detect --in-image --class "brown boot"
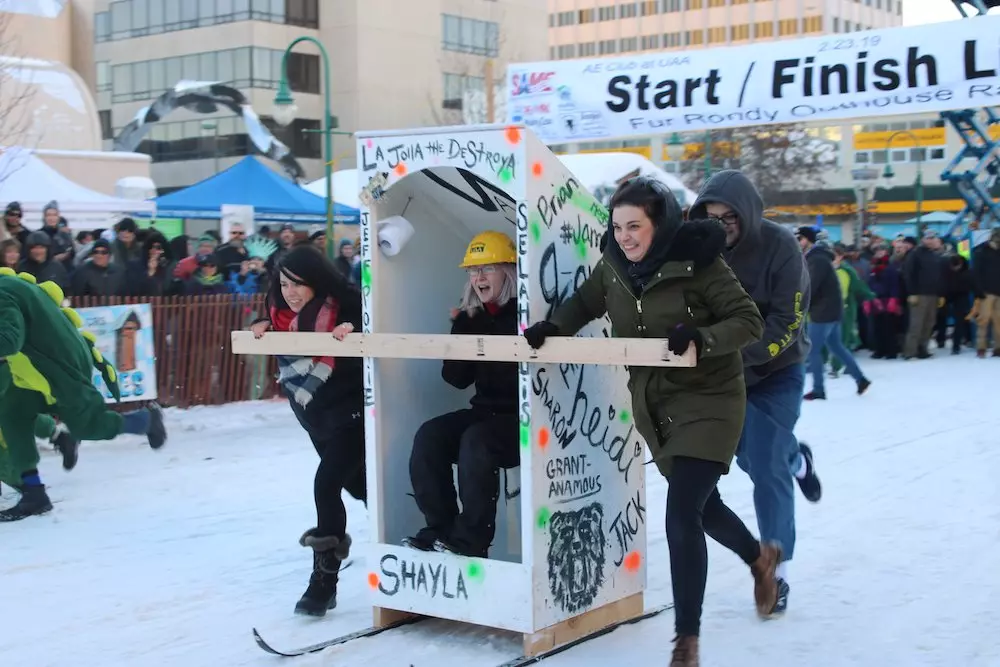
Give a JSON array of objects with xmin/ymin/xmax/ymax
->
[
  {"xmin": 670, "ymin": 635, "xmax": 699, "ymax": 667},
  {"xmin": 750, "ymin": 541, "xmax": 782, "ymax": 618}
]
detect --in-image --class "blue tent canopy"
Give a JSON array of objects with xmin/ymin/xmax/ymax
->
[{"xmin": 149, "ymin": 156, "xmax": 359, "ymax": 224}]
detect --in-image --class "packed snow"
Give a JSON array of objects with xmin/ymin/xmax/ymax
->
[{"xmin": 3, "ymin": 354, "xmax": 998, "ymax": 667}]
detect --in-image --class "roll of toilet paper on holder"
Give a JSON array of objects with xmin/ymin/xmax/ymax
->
[{"xmin": 377, "ymin": 215, "xmax": 415, "ymax": 257}]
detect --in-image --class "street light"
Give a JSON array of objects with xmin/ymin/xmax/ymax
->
[
  {"xmin": 666, "ymin": 132, "xmax": 685, "ymax": 161},
  {"xmin": 273, "ymin": 36, "xmax": 334, "ymax": 259},
  {"xmin": 851, "ymin": 167, "xmax": 879, "ymax": 242},
  {"xmin": 880, "ymin": 130, "xmax": 925, "ymax": 234}
]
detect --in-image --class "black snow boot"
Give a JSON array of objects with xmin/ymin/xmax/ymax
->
[
  {"xmin": 795, "ymin": 443, "xmax": 822, "ymax": 503},
  {"xmin": 146, "ymin": 403, "xmax": 167, "ymax": 450},
  {"xmin": 51, "ymin": 423, "xmax": 80, "ymax": 471},
  {"xmin": 0, "ymin": 484, "xmax": 53, "ymax": 522},
  {"xmin": 294, "ymin": 529, "xmax": 351, "ymax": 617}
]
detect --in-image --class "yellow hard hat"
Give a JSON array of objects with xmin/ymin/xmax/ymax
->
[{"xmin": 459, "ymin": 230, "xmax": 516, "ymax": 268}]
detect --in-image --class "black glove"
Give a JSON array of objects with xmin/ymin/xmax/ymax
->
[
  {"xmin": 667, "ymin": 324, "xmax": 703, "ymax": 357},
  {"xmin": 523, "ymin": 321, "xmax": 559, "ymax": 349}
]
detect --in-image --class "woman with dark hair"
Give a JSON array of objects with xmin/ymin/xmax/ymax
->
[
  {"xmin": 523, "ymin": 177, "xmax": 775, "ymax": 667},
  {"xmin": 249, "ymin": 245, "xmax": 366, "ymax": 617},
  {"xmin": 127, "ymin": 231, "xmax": 179, "ymax": 297}
]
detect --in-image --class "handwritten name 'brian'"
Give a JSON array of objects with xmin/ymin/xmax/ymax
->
[
  {"xmin": 448, "ymin": 139, "xmax": 516, "ymax": 177},
  {"xmin": 377, "ymin": 554, "xmax": 469, "ymax": 600}
]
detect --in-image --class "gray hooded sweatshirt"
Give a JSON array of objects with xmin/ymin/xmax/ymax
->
[{"xmin": 689, "ymin": 170, "xmax": 811, "ymax": 387}]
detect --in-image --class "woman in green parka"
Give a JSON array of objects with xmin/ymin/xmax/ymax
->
[{"xmin": 524, "ymin": 178, "xmax": 780, "ymax": 667}]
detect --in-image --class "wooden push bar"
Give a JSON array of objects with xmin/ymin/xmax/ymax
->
[{"xmin": 230, "ymin": 331, "xmax": 697, "ymax": 367}]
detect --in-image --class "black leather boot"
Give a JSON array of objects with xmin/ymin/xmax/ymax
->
[
  {"xmin": 294, "ymin": 529, "xmax": 351, "ymax": 617},
  {"xmin": 0, "ymin": 484, "xmax": 53, "ymax": 522}
]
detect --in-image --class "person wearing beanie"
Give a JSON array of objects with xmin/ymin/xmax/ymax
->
[
  {"xmin": 70, "ymin": 238, "xmax": 124, "ymax": 296},
  {"xmin": 687, "ymin": 171, "xmax": 820, "ymax": 616},
  {"xmin": 3, "ymin": 202, "xmax": 28, "ymax": 251},
  {"xmin": 333, "ymin": 238, "xmax": 357, "ymax": 284},
  {"xmin": 111, "ymin": 217, "xmax": 143, "ymax": 266},
  {"xmin": 18, "ymin": 230, "xmax": 69, "ymax": 290},
  {"xmin": 901, "ymin": 229, "xmax": 947, "ymax": 359},
  {"xmin": 796, "ymin": 227, "xmax": 871, "ymax": 400},
  {"xmin": 182, "ymin": 252, "xmax": 227, "ymax": 296},
  {"xmin": 40, "ymin": 200, "xmax": 74, "ymax": 268},
  {"xmin": 265, "ymin": 223, "xmax": 298, "ymax": 273},
  {"xmin": 524, "ymin": 177, "xmax": 776, "ymax": 666},
  {"xmin": 174, "ymin": 234, "xmax": 218, "ymax": 281}
]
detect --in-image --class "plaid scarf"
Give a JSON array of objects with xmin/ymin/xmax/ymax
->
[{"xmin": 271, "ymin": 298, "xmax": 339, "ymax": 408}]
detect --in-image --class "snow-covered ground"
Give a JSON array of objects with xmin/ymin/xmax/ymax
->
[{"xmin": 3, "ymin": 353, "xmax": 998, "ymax": 667}]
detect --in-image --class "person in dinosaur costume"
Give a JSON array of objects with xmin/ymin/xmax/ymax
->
[
  {"xmin": 0, "ymin": 268, "xmax": 167, "ymax": 522},
  {"xmin": 823, "ymin": 244, "xmax": 875, "ymax": 376}
]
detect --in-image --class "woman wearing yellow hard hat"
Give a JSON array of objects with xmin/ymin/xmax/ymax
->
[{"xmin": 403, "ymin": 230, "xmax": 519, "ymax": 557}]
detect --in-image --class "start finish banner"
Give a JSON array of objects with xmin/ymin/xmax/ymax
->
[{"xmin": 506, "ymin": 14, "xmax": 1000, "ymax": 143}]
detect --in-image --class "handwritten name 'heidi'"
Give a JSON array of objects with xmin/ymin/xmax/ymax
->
[{"xmin": 377, "ymin": 554, "xmax": 469, "ymax": 600}]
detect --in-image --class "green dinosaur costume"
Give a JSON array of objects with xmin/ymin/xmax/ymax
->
[{"xmin": 0, "ymin": 268, "xmax": 122, "ymax": 485}]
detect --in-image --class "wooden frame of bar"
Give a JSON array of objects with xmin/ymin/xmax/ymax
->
[{"xmin": 230, "ymin": 331, "xmax": 698, "ymax": 367}]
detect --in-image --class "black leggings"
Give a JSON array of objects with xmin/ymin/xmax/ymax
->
[
  {"xmin": 289, "ymin": 399, "xmax": 367, "ymax": 539},
  {"xmin": 666, "ymin": 456, "xmax": 761, "ymax": 637}
]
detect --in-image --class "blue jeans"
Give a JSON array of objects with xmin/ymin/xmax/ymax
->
[
  {"xmin": 807, "ymin": 320, "xmax": 864, "ymax": 395},
  {"xmin": 736, "ymin": 363, "xmax": 804, "ymax": 562}
]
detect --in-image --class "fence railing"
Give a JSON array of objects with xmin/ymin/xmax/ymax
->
[{"xmin": 70, "ymin": 295, "xmax": 280, "ymax": 408}]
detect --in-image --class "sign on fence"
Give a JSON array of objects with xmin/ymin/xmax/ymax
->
[
  {"xmin": 506, "ymin": 14, "xmax": 1000, "ymax": 142},
  {"xmin": 77, "ymin": 304, "xmax": 158, "ymax": 403}
]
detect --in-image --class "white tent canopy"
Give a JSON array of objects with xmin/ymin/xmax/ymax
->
[
  {"xmin": 304, "ymin": 168, "xmax": 361, "ymax": 209},
  {"xmin": 0, "ymin": 147, "xmax": 155, "ymax": 227}
]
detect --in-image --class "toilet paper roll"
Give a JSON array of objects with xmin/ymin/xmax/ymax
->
[{"xmin": 377, "ymin": 215, "xmax": 415, "ymax": 257}]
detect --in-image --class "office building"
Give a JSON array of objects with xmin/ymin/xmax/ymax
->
[{"xmin": 90, "ymin": 0, "xmax": 546, "ymax": 193}]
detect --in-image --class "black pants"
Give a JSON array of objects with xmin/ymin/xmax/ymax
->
[
  {"xmin": 667, "ymin": 456, "xmax": 761, "ymax": 637},
  {"xmin": 409, "ymin": 408, "xmax": 519, "ymax": 555},
  {"xmin": 289, "ymin": 399, "xmax": 367, "ymax": 539},
  {"xmin": 871, "ymin": 312, "xmax": 900, "ymax": 358},
  {"xmin": 935, "ymin": 297, "xmax": 971, "ymax": 350}
]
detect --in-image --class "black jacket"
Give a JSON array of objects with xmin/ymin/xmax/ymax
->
[
  {"xmin": 972, "ymin": 241, "xmax": 1000, "ymax": 298},
  {"xmin": 444, "ymin": 299, "xmax": 518, "ymax": 413},
  {"xmin": 805, "ymin": 244, "xmax": 842, "ymax": 323},
  {"xmin": 689, "ymin": 170, "xmax": 811, "ymax": 386},
  {"xmin": 902, "ymin": 246, "xmax": 946, "ymax": 296},
  {"xmin": 71, "ymin": 261, "xmax": 126, "ymax": 297}
]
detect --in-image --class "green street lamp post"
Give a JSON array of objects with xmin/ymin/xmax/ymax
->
[
  {"xmin": 665, "ymin": 131, "xmax": 713, "ymax": 184},
  {"xmin": 880, "ymin": 130, "xmax": 925, "ymax": 235},
  {"xmin": 273, "ymin": 36, "xmax": 339, "ymax": 260}
]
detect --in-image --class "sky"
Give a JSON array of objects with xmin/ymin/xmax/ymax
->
[{"xmin": 903, "ymin": 1, "xmax": 997, "ymax": 25}]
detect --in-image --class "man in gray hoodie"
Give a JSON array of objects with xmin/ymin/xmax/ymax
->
[{"xmin": 689, "ymin": 170, "xmax": 821, "ymax": 616}]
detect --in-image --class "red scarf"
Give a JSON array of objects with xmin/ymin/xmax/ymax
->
[{"xmin": 270, "ymin": 298, "xmax": 339, "ymax": 369}]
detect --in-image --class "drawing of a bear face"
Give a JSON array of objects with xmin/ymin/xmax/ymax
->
[{"xmin": 547, "ymin": 502, "xmax": 606, "ymax": 614}]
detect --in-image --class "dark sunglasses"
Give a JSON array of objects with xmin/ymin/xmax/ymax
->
[{"xmin": 92, "ymin": 249, "xmax": 109, "ymax": 255}]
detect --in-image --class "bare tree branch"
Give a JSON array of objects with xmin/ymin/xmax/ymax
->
[
  {"xmin": 677, "ymin": 123, "xmax": 838, "ymax": 210},
  {"xmin": 0, "ymin": 11, "xmax": 38, "ymax": 182}
]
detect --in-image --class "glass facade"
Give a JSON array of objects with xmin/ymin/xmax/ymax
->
[
  {"xmin": 110, "ymin": 47, "xmax": 321, "ymax": 103},
  {"xmin": 95, "ymin": 0, "xmax": 319, "ymax": 42},
  {"xmin": 113, "ymin": 116, "xmax": 322, "ymax": 163}
]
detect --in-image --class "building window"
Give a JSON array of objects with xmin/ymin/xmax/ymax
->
[
  {"xmin": 441, "ymin": 14, "xmax": 499, "ymax": 57},
  {"xmin": 778, "ymin": 18, "xmax": 798, "ymax": 36},
  {"xmin": 804, "ymin": 15, "xmax": 822, "ymax": 33},
  {"xmin": 578, "ymin": 8, "xmax": 595, "ymax": 23},
  {"xmin": 640, "ymin": 1, "xmax": 658, "ymax": 16},
  {"xmin": 99, "ymin": 110, "xmax": 114, "ymax": 140},
  {"xmin": 93, "ymin": 0, "xmax": 315, "ymax": 41},
  {"xmin": 686, "ymin": 0, "xmax": 703, "ymax": 9},
  {"xmin": 641, "ymin": 34, "xmax": 660, "ymax": 50},
  {"xmin": 96, "ymin": 61, "xmax": 111, "ymax": 92},
  {"xmin": 708, "ymin": 0, "xmax": 725, "ymax": 7},
  {"xmin": 708, "ymin": 26, "xmax": 726, "ymax": 43},
  {"xmin": 731, "ymin": 24, "xmax": 749, "ymax": 41},
  {"xmin": 598, "ymin": 6, "xmax": 616, "ymax": 21},
  {"xmin": 754, "ymin": 21, "xmax": 774, "ymax": 38},
  {"xmin": 287, "ymin": 52, "xmax": 320, "ymax": 93},
  {"xmin": 579, "ymin": 42, "xmax": 596, "ymax": 57},
  {"xmin": 442, "ymin": 72, "xmax": 485, "ymax": 110},
  {"xmin": 557, "ymin": 44, "xmax": 576, "ymax": 59},
  {"xmin": 664, "ymin": 0, "xmax": 681, "ymax": 10},
  {"xmin": 95, "ymin": 11, "xmax": 110, "ymax": 42},
  {"xmin": 619, "ymin": 3, "xmax": 637, "ymax": 18},
  {"xmin": 598, "ymin": 39, "xmax": 616, "ymax": 55}
]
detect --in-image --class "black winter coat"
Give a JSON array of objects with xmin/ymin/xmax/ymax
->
[
  {"xmin": 804, "ymin": 245, "xmax": 842, "ymax": 323},
  {"xmin": 444, "ymin": 299, "xmax": 518, "ymax": 413},
  {"xmin": 71, "ymin": 262, "xmax": 126, "ymax": 297},
  {"xmin": 972, "ymin": 242, "xmax": 1000, "ymax": 297},
  {"xmin": 902, "ymin": 246, "xmax": 946, "ymax": 296}
]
